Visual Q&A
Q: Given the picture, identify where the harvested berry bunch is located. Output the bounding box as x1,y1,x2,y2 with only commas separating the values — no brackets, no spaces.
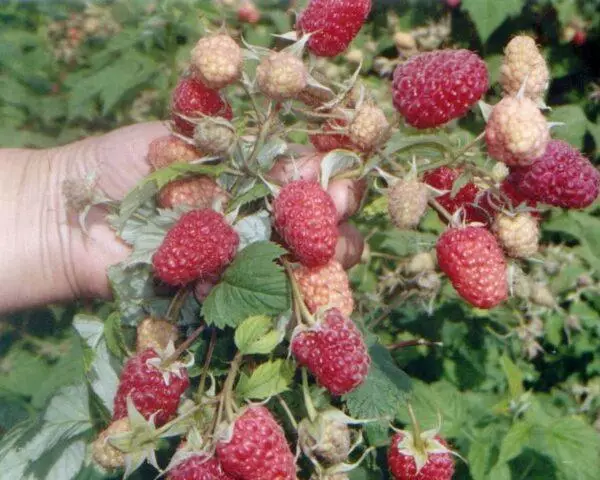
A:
392,50,489,129
291,308,370,395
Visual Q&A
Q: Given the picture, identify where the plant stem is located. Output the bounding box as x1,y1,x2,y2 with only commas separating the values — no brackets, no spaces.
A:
222,352,243,423
277,395,298,430
245,102,277,168
452,132,485,162
282,259,315,326
428,198,454,224
165,286,190,323
301,368,318,422
162,323,205,368
196,329,218,400
387,339,443,350
407,403,425,451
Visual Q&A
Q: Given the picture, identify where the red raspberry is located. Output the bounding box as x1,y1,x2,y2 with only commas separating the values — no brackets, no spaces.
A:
238,1,261,24
171,76,233,137
436,226,508,309
153,209,239,286
476,180,539,223
216,406,296,480
309,118,354,152
112,349,189,427
167,454,234,480
297,0,372,57
291,308,370,395
510,140,600,209
392,50,489,129
423,167,487,224
158,176,229,211
388,432,454,480
273,180,338,267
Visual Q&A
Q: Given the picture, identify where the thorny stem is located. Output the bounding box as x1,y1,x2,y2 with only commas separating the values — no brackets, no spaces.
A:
283,259,315,326
301,368,318,422
162,323,206,368
246,102,278,168
277,395,298,430
165,286,190,323
196,329,218,400
240,82,264,123
387,339,443,350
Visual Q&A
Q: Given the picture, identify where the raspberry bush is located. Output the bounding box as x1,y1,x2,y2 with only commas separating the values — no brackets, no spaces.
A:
2,1,600,480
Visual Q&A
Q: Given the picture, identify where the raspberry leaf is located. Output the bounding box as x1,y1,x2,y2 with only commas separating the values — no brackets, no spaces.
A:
344,343,411,444
235,359,295,400
462,0,524,43
234,210,272,250
202,242,291,329
234,315,283,355
320,150,361,190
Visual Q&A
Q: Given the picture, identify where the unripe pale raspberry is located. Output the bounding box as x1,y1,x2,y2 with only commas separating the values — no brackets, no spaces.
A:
158,176,229,210
92,418,130,470
510,140,600,209
193,117,235,154
293,260,354,316
485,96,549,166
348,104,390,151
136,317,179,353
299,415,352,465
530,283,555,308
500,35,549,103
492,212,540,258
191,34,242,89
388,179,429,229
256,52,308,101
147,135,201,170
406,251,436,275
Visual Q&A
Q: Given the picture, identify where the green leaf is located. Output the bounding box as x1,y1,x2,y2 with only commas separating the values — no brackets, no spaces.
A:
344,343,411,444
107,263,155,326
462,0,523,42
236,359,294,400
228,182,270,211
103,312,128,359
73,315,120,415
548,105,590,149
202,242,291,329
468,425,503,480
371,229,437,258
496,420,532,464
500,354,524,400
234,315,282,355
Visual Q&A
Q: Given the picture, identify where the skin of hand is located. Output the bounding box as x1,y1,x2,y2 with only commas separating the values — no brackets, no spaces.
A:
0,122,365,313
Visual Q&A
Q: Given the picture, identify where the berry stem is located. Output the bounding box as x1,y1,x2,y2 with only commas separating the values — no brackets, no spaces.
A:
165,286,190,323
162,323,205,368
407,403,425,452
196,328,218,400
282,259,315,326
246,101,277,168
276,395,298,430
387,339,443,350
301,368,318,422
428,198,455,224
222,351,243,423
452,132,485,162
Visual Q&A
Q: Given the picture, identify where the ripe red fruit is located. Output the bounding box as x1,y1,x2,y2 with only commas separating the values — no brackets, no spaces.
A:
216,406,296,480
113,349,189,427
572,30,587,46
153,209,239,286
392,50,489,129
238,1,261,24
477,179,539,223
291,308,370,395
297,0,372,57
511,140,600,209
436,226,508,309
167,454,234,480
388,432,455,480
171,77,233,137
273,180,338,267
423,167,487,224
309,118,354,152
